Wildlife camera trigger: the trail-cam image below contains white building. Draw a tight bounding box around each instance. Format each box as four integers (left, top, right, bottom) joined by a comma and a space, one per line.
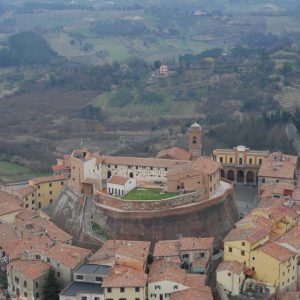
216, 260, 245, 296
107, 176, 136, 196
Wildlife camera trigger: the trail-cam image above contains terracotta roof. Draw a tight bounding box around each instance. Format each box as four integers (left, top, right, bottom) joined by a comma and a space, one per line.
45, 243, 91, 269
10, 259, 50, 280
103, 156, 189, 169
259, 183, 294, 200
168, 157, 219, 177
108, 176, 130, 185
258, 152, 298, 179
16, 217, 72, 243
256, 241, 296, 262
102, 265, 147, 288
0, 223, 20, 244
278, 224, 300, 251
153, 240, 179, 257
156, 147, 192, 161
0, 190, 22, 206
170, 287, 213, 300
217, 260, 244, 275
148, 260, 205, 288
179, 237, 214, 251
281, 292, 300, 300
15, 209, 38, 222
3, 235, 53, 260
0, 202, 22, 217
15, 186, 36, 198
89, 240, 150, 266
224, 226, 270, 245
30, 174, 66, 185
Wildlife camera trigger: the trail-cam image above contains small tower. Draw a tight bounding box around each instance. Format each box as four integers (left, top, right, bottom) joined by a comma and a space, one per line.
188, 122, 202, 159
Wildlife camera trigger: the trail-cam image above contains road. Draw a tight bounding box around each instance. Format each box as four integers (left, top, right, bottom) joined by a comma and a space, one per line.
234, 185, 258, 216
286, 123, 300, 155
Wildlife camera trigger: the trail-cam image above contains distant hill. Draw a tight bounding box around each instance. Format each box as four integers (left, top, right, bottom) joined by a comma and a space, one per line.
0, 31, 57, 67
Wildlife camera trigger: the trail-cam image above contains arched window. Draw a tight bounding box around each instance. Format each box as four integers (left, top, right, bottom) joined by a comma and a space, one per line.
107, 170, 112, 179
192, 136, 197, 144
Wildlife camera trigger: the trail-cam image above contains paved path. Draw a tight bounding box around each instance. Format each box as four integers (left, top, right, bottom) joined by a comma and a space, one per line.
286, 123, 300, 155
234, 185, 258, 216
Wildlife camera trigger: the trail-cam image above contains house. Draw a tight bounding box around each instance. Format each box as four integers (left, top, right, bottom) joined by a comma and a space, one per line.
103, 265, 147, 300
28, 174, 66, 209
258, 152, 298, 188
167, 157, 220, 197
107, 176, 136, 196
7, 259, 50, 300
216, 260, 245, 296
89, 240, 150, 272
0, 191, 23, 223
14, 186, 37, 210
153, 237, 214, 274
159, 64, 169, 76
43, 243, 91, 286
148, 260, 209, 300
52, 154, 71, 177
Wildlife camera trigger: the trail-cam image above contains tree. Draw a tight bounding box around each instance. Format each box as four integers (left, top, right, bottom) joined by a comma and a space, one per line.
42, 269, 61, 300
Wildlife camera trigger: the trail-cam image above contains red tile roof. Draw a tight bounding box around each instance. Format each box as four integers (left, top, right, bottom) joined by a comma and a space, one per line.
170, 287, 213, 300
157, 147, 192, 161
256, 241, 296, 262
258, 152, 298, 179
45, 243, 91, 269
108, 176, 130, 185
30, 174, 66, 185
217, 260, 244, 275
153, 240, 179, 257
179, 237, 214, 251
10, 259, 50, 280
102, 265, 147, 288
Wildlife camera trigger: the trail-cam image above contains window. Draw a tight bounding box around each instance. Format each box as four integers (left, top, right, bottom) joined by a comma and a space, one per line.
36, 254, 41, 260
174, 285, 178, 290
76, 275, 84, 280
61, 181, 64, 185
57, 272, 60, 278
32, 200, 35, 204
220, 157, 223, 163
135, 298, 140, 300
249, 158, 253, 164
107, 287, 112, 293
241, 250, 245, 256
135, 287, 140, 292
115, 165, 117, 168
155, 285, 161, 290
24, 292, 27, 297
38, 193, 41, 197
49, 183, 52, 187
95, 277, 102, 282
120, 287, 125, 293
252, 267, 255, 271
150, 167, 153, 170
25, 204, 29, 208
283, 272, 285, 276
252, 257, 255, 260
228, 272, 231, 276
23, 281, 27, 288
49, 191, 53, 195
95, 298, 100, 300
136, 166, 138, 169
81, 297, 87, 300
229, 158, 233, 163
50, 199, 53, 204
259, 159, 262, 164
36, 292, 39, 298
165, 168, 167, 171
35, 282, 39, 288
262, 178, 265, 183
38, 185, 40, 189
242, 242, 245, 246
47, 258, 50, 263
192, 136, 197, 144
229, 247, 232, 253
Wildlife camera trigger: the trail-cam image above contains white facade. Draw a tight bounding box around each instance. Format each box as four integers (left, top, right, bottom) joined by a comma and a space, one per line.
107, 178, 136, 196
148, 280, 189, 300
258, 177, 295, 188
216, 269, 245, 296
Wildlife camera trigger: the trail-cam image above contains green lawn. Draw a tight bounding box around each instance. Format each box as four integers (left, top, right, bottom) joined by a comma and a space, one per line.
122, 188, 177, 201
0, 161, 29, 175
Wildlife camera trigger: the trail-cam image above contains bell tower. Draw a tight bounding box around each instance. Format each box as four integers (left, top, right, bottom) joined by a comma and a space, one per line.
188, 122, 202, 159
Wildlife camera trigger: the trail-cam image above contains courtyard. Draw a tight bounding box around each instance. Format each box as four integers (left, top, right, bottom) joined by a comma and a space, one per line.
122, 188, 177, 201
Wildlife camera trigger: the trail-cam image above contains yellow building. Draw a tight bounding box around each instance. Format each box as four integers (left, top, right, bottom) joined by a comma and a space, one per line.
250, 242, 297, 292
28, 174, 66, 209
103, 265, 147, 300
213, 145, 268, 184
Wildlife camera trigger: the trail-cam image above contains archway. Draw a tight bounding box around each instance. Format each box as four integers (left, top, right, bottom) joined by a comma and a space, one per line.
107, 170, 112, 179
227, 170, 234, 181
220, 169, 225, 178
247, 171, 254, 184
237, 170, 244, 183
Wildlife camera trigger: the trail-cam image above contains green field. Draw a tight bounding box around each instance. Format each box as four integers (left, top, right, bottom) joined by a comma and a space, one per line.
0, 161, 29, 175
122, 188, 177, 201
